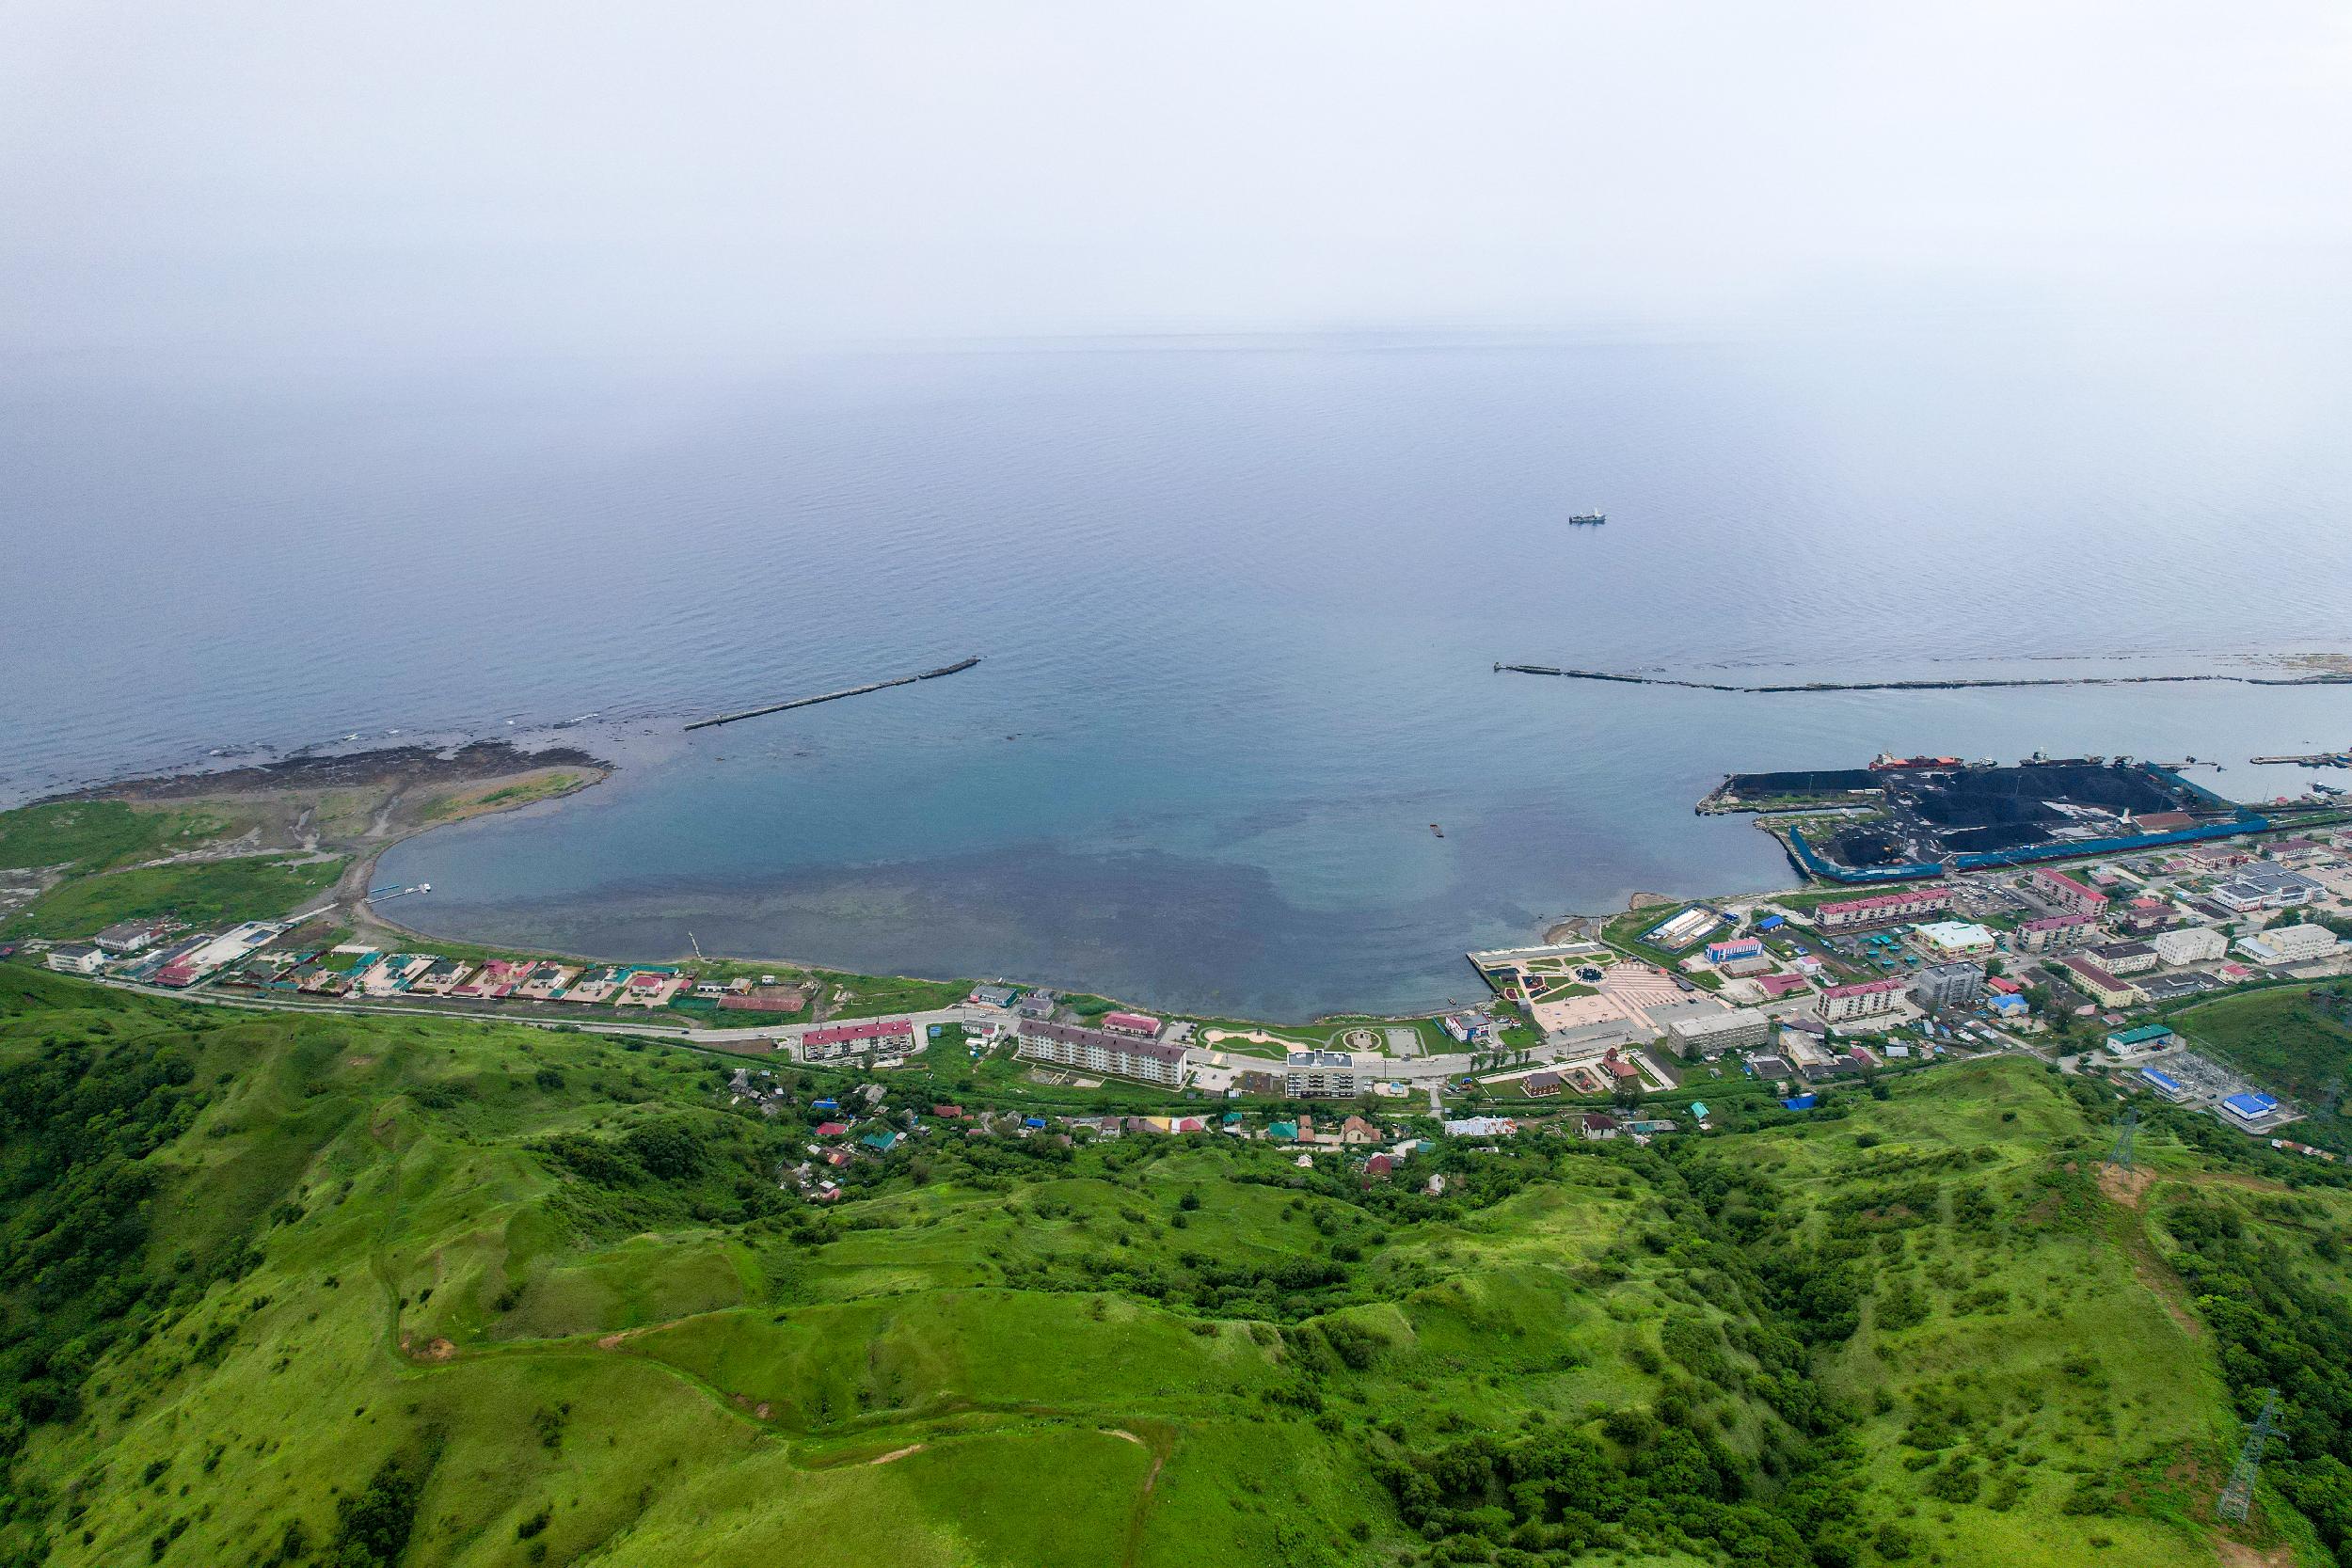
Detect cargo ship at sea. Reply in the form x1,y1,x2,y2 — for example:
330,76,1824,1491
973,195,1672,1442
1567,512,1606,526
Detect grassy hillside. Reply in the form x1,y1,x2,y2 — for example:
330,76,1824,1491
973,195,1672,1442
0,968,2344,1568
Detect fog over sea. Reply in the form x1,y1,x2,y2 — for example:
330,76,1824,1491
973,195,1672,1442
8,315,2352,1018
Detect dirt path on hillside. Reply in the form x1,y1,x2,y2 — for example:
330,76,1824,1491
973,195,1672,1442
2095,1165,2202,1337
1115,1426,1173,1568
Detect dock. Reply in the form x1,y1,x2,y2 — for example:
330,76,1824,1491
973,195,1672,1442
2251,752,2352,768
686,657,982,733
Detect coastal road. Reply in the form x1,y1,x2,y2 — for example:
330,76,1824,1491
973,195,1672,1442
83,974,986,1056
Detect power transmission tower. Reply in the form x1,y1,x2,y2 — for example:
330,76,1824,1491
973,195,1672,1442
2106,1103,2137,1171
2217,1389,2282,1524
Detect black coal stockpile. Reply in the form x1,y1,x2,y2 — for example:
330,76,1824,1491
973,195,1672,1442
1725,768,1882,796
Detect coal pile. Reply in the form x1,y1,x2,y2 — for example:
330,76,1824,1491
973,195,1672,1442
1822,761,2209,863
1724,768,1882,798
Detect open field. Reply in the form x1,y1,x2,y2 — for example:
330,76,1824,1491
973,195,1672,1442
0,800,232,874
0,853,345,940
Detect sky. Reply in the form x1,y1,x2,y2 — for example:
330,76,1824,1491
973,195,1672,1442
3,2,2350,355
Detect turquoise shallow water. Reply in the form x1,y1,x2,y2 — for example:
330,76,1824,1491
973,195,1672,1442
8,325,2351,1016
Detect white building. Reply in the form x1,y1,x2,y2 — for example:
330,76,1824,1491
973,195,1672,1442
2209,865,2324,912
1664,1007,1772,1058
2153,926,2227,967
1441,1117,1517,1138
1910,920,1997,961
2234,925,2341,966
44,942,105,974
1284,1051,1364,1098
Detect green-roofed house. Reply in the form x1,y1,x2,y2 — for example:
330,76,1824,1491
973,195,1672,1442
860,1130,900,1154
1266,1121,1299,1143
2104,1022,2175,1056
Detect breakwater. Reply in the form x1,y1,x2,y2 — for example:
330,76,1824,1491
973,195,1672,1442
685,657,982,732
1492,663,2352,695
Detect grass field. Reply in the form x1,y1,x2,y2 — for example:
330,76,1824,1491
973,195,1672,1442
0,966,2342,1567
0,800,228,874
1,852,346,940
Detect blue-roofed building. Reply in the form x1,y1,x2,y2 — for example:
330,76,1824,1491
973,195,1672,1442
2222,1092,2280,1124
813,1099,838,1112
1688,1101,1709,1120
1780,1095,1817,1111
1756,914,1786,931
1022,1117,1047,1130
2139,1066,2187,1100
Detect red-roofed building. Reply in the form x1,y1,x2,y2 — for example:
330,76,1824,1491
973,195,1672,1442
1819,976,1906,1023
1101,1011,1163,1038
798,1018,918,1063
1757,973,1811,999
2028,866,2107,914
815,1121,850,1137
2017,911,2100,953
1986,975,2023,995
1811,886,1951,930
932,1104,964,1119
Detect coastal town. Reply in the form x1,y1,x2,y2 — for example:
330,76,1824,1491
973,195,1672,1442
20,784,2352,1203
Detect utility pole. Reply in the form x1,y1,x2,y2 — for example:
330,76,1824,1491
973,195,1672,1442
2106,1103,2137,1171
2217,1389,2282,1524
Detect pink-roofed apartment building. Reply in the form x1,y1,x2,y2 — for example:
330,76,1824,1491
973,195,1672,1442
2027,866,2107,915
798,1018,918,1063
1810,887,1950,930
2017,911,2100,953
1818,977,1907,1023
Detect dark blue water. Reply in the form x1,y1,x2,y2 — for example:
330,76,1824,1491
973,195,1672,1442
8,323,2350,1016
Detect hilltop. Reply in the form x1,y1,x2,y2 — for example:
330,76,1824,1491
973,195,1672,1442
0,968,2347,1568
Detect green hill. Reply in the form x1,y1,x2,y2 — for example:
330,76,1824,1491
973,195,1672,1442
0,968,2345,1568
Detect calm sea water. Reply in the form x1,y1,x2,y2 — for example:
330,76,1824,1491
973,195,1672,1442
8,320,2351,1016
